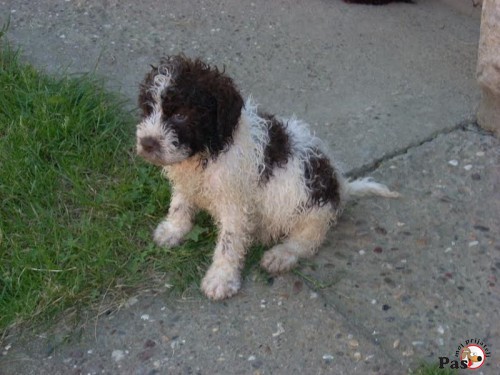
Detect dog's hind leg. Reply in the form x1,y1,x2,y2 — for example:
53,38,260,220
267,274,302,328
260,207,334,274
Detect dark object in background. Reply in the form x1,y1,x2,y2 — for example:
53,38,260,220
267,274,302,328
344,0,414,5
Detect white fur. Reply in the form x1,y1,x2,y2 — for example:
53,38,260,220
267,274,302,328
347,177,400,198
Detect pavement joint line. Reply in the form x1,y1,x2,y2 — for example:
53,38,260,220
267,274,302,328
345,116,479,180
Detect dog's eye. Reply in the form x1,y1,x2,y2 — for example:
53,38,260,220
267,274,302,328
172,140,179,148
140,101,154,117
171,113,187,123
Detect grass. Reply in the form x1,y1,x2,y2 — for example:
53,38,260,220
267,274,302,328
0,31,227,333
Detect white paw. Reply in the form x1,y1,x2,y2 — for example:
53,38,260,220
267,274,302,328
201,263,241,300
261,245,298,274
153,220,188,248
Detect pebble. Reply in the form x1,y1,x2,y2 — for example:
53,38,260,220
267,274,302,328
437,325,445,335
468,241,479,247
353,352,362,361
464,164,473,171
248,355,256,361
393,339,400,349
358,249,366,255
402,348,414,357
292,280,303,294
448,160,459,166
144,339,156,348
323,354,334,363
111,350,126,362
471,172,481,180
348,339,359,348
476,151,485,156
272,322,285,337
124,296,138,308
140,314,150,321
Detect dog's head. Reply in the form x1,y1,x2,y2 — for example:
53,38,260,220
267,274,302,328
136,55,244,166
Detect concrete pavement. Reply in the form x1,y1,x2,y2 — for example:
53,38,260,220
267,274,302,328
1,0,498,374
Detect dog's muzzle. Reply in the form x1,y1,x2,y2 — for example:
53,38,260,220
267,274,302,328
140,136,161,154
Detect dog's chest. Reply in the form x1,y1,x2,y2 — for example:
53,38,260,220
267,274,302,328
164,158,223,212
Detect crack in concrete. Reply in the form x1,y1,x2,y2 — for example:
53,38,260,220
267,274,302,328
344,117,481,180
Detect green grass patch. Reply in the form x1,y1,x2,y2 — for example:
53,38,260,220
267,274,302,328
0,33,224,332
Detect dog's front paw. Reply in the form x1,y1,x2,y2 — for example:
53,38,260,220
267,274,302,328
261,244,298,274
153,220,188,248
201,263,241,300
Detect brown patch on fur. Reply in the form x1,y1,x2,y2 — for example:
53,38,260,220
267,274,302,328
259,113,291,183
160,56,243,157
304,151,340,208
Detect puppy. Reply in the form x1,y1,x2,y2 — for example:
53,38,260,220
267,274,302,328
136,55,398,300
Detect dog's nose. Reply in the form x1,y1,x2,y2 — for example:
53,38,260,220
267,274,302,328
140,137,161,153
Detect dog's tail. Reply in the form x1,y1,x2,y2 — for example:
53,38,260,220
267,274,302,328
346,177,400,199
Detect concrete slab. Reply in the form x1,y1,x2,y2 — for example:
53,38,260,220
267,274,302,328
1,0,481,172
0,278,404,375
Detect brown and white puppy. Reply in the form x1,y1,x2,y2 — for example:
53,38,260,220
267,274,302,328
136,55,398,300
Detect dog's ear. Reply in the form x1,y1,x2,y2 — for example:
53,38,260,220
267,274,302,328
138,67,157,117
213,76,244,145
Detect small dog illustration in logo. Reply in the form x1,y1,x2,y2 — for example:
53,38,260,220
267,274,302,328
461,346,484,369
